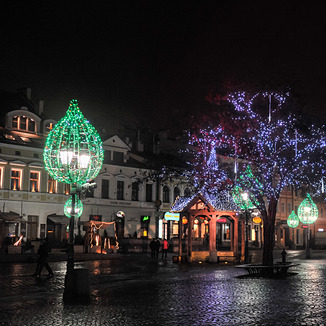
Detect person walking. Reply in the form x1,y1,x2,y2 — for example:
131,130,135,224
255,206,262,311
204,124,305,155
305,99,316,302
150,238,156,258
162,239,169,260
33,238,54,278
154,238,160,259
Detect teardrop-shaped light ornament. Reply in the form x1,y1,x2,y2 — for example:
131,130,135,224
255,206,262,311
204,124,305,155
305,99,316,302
287,210,299,228
64,194,83,218
298,194,318,224
43,99,104,184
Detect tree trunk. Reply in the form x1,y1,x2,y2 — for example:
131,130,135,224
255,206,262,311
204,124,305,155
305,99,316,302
262,196,278,266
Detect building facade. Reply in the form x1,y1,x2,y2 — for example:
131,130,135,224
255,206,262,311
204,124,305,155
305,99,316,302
1,89,326,253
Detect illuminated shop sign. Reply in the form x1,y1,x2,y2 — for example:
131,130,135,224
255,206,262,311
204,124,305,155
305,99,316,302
164,212,180,221
217,218,227,223
141,215,151,223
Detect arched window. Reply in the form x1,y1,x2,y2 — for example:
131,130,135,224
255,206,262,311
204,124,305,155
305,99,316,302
184,187,191,197
163,185,170,203
173,187,180,201
45,122,55,133
12,116,36,132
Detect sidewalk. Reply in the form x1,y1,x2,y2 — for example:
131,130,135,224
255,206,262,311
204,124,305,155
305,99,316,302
1,250,326,325
0,249,120,263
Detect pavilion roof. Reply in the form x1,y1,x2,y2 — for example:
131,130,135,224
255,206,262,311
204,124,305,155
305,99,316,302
170,191,240,213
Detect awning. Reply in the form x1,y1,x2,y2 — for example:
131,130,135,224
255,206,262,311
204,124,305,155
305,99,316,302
0,211,21,222
47,215,69,224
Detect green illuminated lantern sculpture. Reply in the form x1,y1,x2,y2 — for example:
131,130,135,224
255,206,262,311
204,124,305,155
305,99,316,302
287,210,299,228
43,99,104,301
43,99,104,185
64,194,83,218
298,193,318,224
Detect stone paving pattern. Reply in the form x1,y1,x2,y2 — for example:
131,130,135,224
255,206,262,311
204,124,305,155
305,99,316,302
0,250,326,325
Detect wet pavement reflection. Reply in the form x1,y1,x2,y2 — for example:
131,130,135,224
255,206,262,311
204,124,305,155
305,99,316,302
1,251,326,325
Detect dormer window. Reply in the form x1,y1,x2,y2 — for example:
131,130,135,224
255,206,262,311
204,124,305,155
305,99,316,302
45,122,54,133
12,115,36,132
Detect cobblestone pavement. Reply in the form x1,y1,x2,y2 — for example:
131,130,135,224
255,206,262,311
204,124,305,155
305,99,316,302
1,250,326,325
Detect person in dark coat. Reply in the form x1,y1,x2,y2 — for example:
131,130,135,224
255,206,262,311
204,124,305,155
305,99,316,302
33,238,54,278
150,238,156,258
154,238,160,259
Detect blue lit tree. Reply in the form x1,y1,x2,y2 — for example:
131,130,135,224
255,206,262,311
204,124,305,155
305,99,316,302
188,91,321,266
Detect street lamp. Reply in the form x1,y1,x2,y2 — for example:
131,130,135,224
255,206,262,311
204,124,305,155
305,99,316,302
287,211,299,249
241,192,250,264
232,186,256,264
298,193,318,259
44,99,103,301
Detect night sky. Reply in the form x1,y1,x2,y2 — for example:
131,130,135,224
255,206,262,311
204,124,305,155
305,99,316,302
1,1,326,133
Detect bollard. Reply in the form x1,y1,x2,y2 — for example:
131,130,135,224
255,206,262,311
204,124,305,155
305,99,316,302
73,268,90,297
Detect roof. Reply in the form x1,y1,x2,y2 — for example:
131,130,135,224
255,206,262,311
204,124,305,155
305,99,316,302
171,191,240,213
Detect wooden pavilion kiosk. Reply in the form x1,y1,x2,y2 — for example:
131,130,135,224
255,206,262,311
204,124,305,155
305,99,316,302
170,192,246,263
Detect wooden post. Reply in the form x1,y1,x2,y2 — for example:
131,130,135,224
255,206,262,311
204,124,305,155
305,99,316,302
209,216,217,252
187,215,193,262
230,221,234,251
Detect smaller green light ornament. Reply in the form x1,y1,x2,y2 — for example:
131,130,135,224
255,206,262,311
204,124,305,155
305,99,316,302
298,193,318,224
287,210,299,228
64,194,83,218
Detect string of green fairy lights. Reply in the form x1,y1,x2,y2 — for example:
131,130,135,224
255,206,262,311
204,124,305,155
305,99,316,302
43,99,104,185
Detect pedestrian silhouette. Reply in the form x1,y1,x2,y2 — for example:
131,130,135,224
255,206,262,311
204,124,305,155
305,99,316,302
33,238,54,278
150,238,156,258
281,248,287,264
154,238,160,259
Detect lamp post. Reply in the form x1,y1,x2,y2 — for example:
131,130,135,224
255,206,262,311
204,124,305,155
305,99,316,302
44,99,103,301
241,192,250,264
232,186,256,264
298,194,318,259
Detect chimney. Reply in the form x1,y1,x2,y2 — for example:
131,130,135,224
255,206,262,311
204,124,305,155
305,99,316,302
38,100,44,115
17,87,32,101
25,88,32,100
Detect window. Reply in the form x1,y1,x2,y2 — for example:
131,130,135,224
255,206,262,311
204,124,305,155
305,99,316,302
28,119,36,132
12,116,36,132
113,152,124,163
163,186,170,203
20,116,27,130
117,181,124,200
64,184,70,195
33,153,39,158
11,169,22,190
12,116,18,128
47,175,57,194
146,184,153,202
281,203,285,213
45,122,54,133
287,203,291,213
15,151,21,156
184,187,191,197
101,179,109,199
173,187,180,201
29,171,40,192
132,182,139,201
